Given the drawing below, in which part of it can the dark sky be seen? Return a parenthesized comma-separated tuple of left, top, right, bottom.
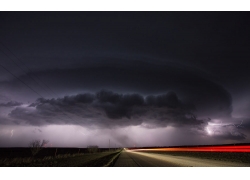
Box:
(1, 12, 250, 147)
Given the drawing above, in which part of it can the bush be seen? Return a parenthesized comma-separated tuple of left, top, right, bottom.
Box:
(29, 139, 49, 156)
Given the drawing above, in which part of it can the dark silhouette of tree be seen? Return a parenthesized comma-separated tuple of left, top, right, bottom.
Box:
(29, 139, 49, 156)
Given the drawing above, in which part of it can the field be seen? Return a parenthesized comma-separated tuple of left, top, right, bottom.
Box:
(0, 148, 122, 167)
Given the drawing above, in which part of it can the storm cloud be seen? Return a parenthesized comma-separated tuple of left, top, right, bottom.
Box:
(4, 60, 233, 120)
(8, 90, 206, 128)
(1, 12, 250, 146)
(0, 101, 22, 107)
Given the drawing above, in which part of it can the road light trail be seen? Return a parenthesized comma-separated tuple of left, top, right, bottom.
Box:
(128, 145, 250, 153)
(114, 149, 250, 167)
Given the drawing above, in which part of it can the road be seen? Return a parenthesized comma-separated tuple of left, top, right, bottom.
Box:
(114, 149, 250, 167)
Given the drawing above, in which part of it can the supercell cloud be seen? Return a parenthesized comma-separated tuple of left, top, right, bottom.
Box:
(1, 12, 250, 147)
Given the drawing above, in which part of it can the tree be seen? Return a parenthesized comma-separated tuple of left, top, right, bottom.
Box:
(29, 139, 49, 156)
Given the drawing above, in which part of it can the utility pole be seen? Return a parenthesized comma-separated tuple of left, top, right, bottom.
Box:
(109, 139, 110, 152)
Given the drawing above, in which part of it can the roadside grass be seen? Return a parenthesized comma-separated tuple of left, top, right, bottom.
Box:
(0, 150, 122, 167)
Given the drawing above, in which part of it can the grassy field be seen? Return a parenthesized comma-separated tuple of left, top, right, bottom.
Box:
(0, 150, 122, 167)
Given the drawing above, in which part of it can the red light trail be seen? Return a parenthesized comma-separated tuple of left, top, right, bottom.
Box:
(129, 145, 250, 153)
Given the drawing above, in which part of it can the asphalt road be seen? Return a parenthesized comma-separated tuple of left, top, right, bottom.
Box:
(114, 150, 250, 167)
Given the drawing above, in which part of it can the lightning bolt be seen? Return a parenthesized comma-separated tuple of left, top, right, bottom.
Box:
(10, 130, 14, 138)
(233, 120, 243, 128)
